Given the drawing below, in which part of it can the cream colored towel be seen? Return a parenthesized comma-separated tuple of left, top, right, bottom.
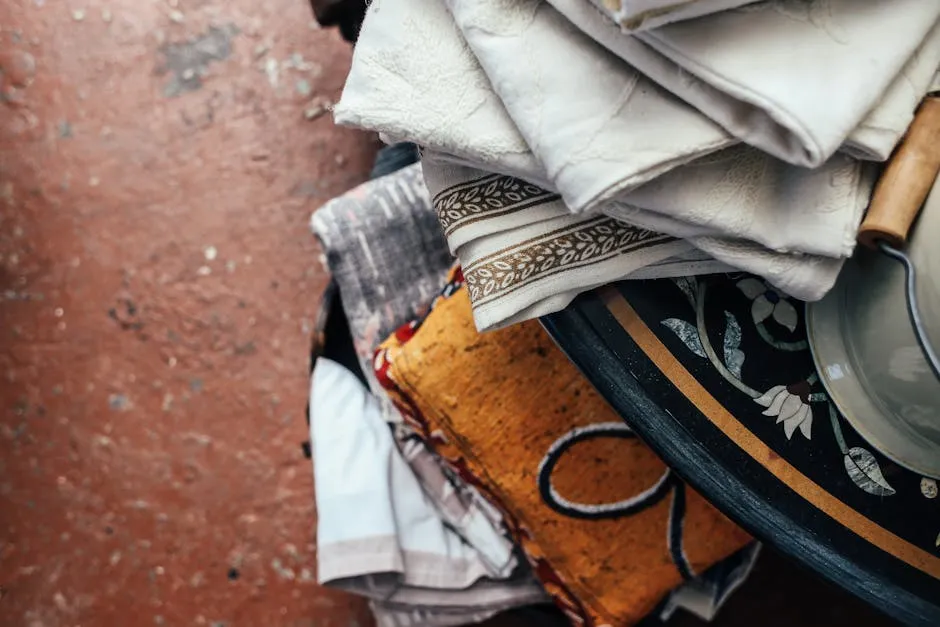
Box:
(588, 0, 759, 31)
(550, 0, 940, 167)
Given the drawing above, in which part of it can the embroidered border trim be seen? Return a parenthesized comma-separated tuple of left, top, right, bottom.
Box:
(464, 216, 674, 306)
(433, 174, 560, 235)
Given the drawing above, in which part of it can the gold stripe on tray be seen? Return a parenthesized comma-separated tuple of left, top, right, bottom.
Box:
(600, 286, 940, 580)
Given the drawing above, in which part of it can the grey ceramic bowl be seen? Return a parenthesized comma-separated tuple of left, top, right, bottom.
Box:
(807, 175, 940, 478)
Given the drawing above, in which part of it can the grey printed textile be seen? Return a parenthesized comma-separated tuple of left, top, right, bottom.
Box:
(311, 164, 550, 626)
(311, 163, 453, 393)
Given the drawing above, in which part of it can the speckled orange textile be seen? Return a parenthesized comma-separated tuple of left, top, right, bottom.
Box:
(375, 277, 752, 626)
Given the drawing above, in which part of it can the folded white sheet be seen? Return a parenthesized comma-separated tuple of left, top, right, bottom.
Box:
(445, 0, 734, 213)
(310, 359, 548, 623)
(550, 0, 940, 167)
(587, 0, 760, 32)
(335, 0, 877, 312)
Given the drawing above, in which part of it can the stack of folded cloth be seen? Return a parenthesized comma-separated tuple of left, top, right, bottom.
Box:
(310, 164, 550, 627)
(333, 0, 940, 330)
(308, 158, 761, 626)
(307, 1, 940, 624)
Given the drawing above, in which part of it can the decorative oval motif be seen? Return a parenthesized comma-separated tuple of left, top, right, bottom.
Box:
(537, 422, 673, 519)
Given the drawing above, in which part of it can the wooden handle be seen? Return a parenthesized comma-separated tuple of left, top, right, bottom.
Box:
(858, 96, 940, 249)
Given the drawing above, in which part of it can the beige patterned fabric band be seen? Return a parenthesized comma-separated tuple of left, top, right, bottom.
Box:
(421, 154, 728, 331)
(462, 215, 675, 310)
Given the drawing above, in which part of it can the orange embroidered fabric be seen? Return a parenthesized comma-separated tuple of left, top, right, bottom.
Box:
(375, 280, 752, 626)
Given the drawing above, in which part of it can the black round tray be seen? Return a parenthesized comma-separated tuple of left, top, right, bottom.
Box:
(541, 277, 940, 627)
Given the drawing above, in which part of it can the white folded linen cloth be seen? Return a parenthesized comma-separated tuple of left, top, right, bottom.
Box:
(442, 0, 875, 260)
(444, 0, 735, 213)
(310, 358, 549, 624)
(845, 25, 940, 162)
(550, 0, 940, 167)
(334, 0, 536, 179)
(587, 0, 759, 32)
(335, 0, 877, 313)
(602, 146, 874, 260)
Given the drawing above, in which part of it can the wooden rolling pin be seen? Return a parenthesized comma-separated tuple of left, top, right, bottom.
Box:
(858, 96, 940, 249)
